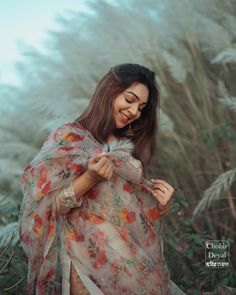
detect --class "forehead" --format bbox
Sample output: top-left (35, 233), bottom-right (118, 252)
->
top-left (125, 83), bottom-right (149, 103)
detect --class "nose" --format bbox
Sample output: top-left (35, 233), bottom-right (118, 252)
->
top-left (128, 104), bottom-right (139, 117)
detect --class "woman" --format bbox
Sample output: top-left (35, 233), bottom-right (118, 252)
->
top-left (19, 63), bottom-right (185, 295)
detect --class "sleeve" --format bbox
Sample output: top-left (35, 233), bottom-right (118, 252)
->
top-left (55, 183), bottom-right (83, 215)
top-left (109, 154), bottom-right (143, 183)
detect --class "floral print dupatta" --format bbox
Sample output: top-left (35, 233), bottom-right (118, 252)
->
top-left (19, 120), bottom-right (172, 295)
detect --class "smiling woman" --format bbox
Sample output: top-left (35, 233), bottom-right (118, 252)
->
top-left (19, 63), bottom-right (185, 295)
top-left (113, 83), bottom-right (148, 128)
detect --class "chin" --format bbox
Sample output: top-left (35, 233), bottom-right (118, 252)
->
top-left (116, 121), bottom-right (128, 129)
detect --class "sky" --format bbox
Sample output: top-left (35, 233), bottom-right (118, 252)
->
top-left (0, 0), bottom-right (89, 85)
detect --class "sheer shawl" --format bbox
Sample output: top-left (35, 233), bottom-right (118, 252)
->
top-left (19, 120), bottom-right (171, 295)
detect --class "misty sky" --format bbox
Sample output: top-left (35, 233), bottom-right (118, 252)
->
top-left (0, 0), bottom-right (88, 85)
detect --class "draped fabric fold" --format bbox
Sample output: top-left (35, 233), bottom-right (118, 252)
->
top-left (19, 120), bottom-right (176, 295)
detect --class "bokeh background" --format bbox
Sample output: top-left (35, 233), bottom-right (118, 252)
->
top-left (0, 0), bottom-right (236, 294)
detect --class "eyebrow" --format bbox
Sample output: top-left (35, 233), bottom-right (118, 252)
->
top-left (126, 91), bottom-right (147, 105)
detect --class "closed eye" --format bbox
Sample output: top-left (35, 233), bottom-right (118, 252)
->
top-left (125, 98), bottom-right (132, 103)
top-left (125, 98), bottom-right (145, 112)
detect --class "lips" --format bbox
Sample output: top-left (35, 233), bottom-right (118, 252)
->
top-left (120, 111), bottom-right (131, 122)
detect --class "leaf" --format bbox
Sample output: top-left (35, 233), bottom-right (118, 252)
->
top-left (0, 222), bottom-right (19, 248)
top-left (212, 48), bottom-right (236, 64)
top-left (162, 51), bottom-right (187, 83)
top-left (194, 13), bottom-right (232, 56)
top-left (193, 168), bottom-right (236, 216)
top-left (159, 108), bottom-right (175, 132)
top-left (218, 96), bottom-right (236, 112)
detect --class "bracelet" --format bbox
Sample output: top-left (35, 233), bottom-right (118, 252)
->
top-left (59, 183), bottom-right (83, 209)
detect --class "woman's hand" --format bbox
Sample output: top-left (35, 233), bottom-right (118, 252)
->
top-left (150, 179), bottom-right (175, 208)
top-left (86, 153), bottom-right (114, 183)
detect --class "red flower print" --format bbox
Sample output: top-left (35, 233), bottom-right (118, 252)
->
top-left (41, 181), bottom-right (51, 194)
top-left (20, 230), bottom-right (31, 246)
top-left (113, 160), bottom-right (121, 168)
top-left (47, 219), bottom-right (55, 238)
top-left (91, 231), bottom-right (107, 248)
top-left (75, 122), bottom-right (86, 130)
top-left (37, 267), bottom-right (56, 293)
top-left (64, 123), bottom-right (73, 127)
top-left (37, 166), bottom-right (48, 189)
top-left (118, 227), bottom-right (129, 242)
top-left (70, 163), bottom-right (84, 174)
top-left (34, 214), bottom-right (43, 227)
top-left (63, 132), bottom-right (84, 142)
top-left (95, 148), bottom-right (103, 153)
top-left (123, 182), bottom-right (133, 193)
top-left (22, 164), bottom-right (32, 187)
top-left (131, 245), bottom-right (137, 255)
top-left (119, 208), bottom-right (136, 224)
top-left (68, 228), bottom-right (84, 242)
top-left (58, 146), bottom-right (79, 152)
top-left (33, 214), bottom-right (44, 236)
top-left (21, 172), bottom-right (27, 188)
top-left (45, 267), bottom-right (56, 281)
top-left (44, 209), bottom-right (56, 220)
top-left (147, 207), bottom-right (161, 221)
top-left (78, 211), bottom-right (89, 220)
top-left (124, 265), bottom-right (132, 276)
top-left (45, 210), bottom-right (51, 219)
top-left (111, 261), bottom-right (119, 273)
top-left (83, 196), bottom-right (89, 208)
top-left (141, 185), bottom-right (151, 193)
top-left (93, 250), bottom-right (107, 269)
top-left (87, 188), bottom-right (98, 200)
top-left (146, 224), bottom-right (156, 246)
top-left (89, 214), bottom-right (105, 224)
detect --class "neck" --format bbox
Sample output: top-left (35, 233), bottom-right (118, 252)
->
top-left (107, 134), bottom-right (117, 145)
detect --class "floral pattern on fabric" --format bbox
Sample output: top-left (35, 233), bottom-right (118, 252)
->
top-left (19, 119), bottom-right (172, 295)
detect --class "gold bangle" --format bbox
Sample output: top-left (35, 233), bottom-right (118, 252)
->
top-left (59, 183), bottom-right (83, 209)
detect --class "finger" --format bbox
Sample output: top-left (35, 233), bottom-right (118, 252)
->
top-left (102, 161), bottom-right (113, 175)
top-left (108, 169), bottom-right (113, 179)
top-left (152, 190), bottom-right (172, 204)
top-left (98, 160), bottom-right (112, 176)
top-left (151, 179), bottom-right (174, 192)
top-left (152, 183), bottom-right (174, 193)
top-left (96, 157), bottom-right (111, 169)
top-left (151, 191), bottom-right (166, 204)
top-left (90, 153), bottom-right (106, 164)
top-left (104, 165), bottom-right (113, 179)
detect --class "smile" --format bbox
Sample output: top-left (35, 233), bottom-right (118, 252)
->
top-left (120, 111), bottom-right (131, 121)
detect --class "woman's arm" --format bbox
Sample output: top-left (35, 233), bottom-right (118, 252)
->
top-left (56, 170), bottom-right (97, 215)
top-left (57, 153), bottom-right (114, 215)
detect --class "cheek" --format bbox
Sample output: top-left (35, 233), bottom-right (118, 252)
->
top-left (113, 97), bottom-right (124, 112)
top-left (135, 112), bottom-right (141, 119)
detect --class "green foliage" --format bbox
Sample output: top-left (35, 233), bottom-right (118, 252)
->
top-left (0, 234), bottom-right (27, 294)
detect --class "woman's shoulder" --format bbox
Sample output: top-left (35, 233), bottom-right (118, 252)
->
top-left (53, 119), bottom-right (87, 138)
top-left (39, 119), bottom-right (89, 150)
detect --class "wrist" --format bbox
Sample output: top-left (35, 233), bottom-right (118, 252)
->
top-left (83, 170), bottom-right (98, 185)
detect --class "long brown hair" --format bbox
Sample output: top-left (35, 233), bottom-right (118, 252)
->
top-left (78, 63), bottom-right (160, 174)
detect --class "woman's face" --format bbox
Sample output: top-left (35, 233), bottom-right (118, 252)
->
top-left (113, 82), bottom-right (149, 129)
